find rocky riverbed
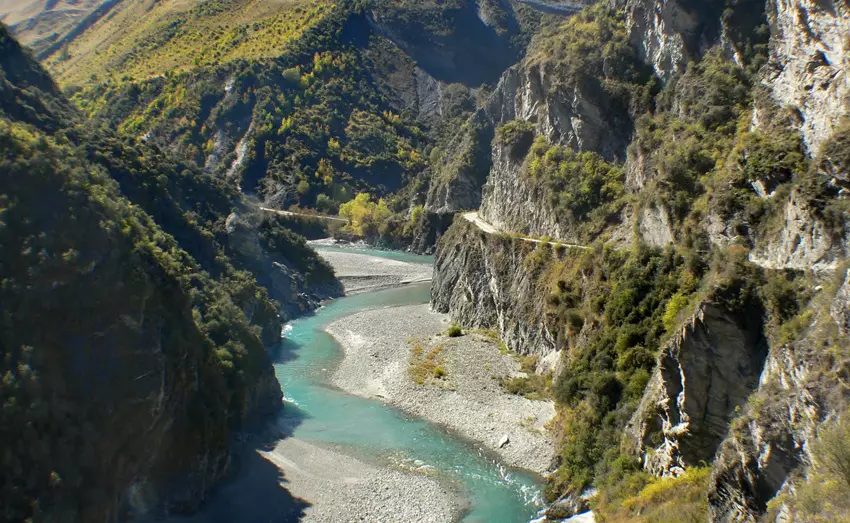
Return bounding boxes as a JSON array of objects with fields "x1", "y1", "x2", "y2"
[
  {"x1": 325, "y1": 303, "x2": 556, "y2": 475},
  {"x1": 311, "y1": 246, "x2": 433, "y2": 294}
]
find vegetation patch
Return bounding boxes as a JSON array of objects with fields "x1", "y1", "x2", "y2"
[
  {"x1": 594, "y1": 466, "x2": 711, "y2": 523},
  {"x1": 446, "y1": 323, "x2": 464, "y2": 338},
  {"x1": 409, "y1": 344, "x2": 448, "y2": 385},
  {"x1": 501, "y1": 355, "x2": 552, "y2": 400}
]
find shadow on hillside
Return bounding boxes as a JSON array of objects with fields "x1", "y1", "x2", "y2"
[{"x1": 157, "y1": 425, "x2": 311, "y2": 523}]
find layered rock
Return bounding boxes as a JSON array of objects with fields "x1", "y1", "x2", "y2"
[
  {"x1": 431, "y1": 217, "x2": 559, "y2": 359},
  {"x1": 625, "y1": 302, "x2": 769, "y2": 476},
  {"x1": 479, "y1": 126, "x2": 568, "y2": 238},
  {"x1": 481, "y1": 60, "x2": 634, "y2": 162},
  {"x1": 707, "y1": 273, "x2": 850, "y2": 520},
  {"x1": 748, "y1": 189, "x2": 850, "y2": 272}
]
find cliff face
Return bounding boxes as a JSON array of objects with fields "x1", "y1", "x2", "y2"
[
  {"x1": 625, "y1": 302, "x2": 769, "y2": 477},
  {"x1": 766, "y1": 0, "x2": 850, "y2": 153},
  {"x1": 479, "y1": 127, "x2": 569, "y2": 238},
  {"x1": 707, "y1": 273, "x2": 850, "y2": 521},
  {"x1": 481, "y1": 60, "x2": 634, "y2": 162},
  {"x1": 418, "y1": 5, "x2": 644, "y2": 248},
  {"x1": 748, "y1": 189, "x2": 850, "y2": 272},
  {"x1": 431, "y1": 218, "x2": 560, "y2": 361}
]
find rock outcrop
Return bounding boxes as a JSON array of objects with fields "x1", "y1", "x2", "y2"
[
  {"x1": 481, "y1": 60, "x2": 634, "y2": 162},
  {"x1": 479, "y1": 126, "x2": 568, "y2": 238},
  {"x1": 765, "y1": 0, "x2": 850, "y2": 153},
  {"x1": 748, "y1": 189, "x2": 850, "y2": 272},
  {"x1": 706, "y1": 272, "x2": 850, "y2": 520},
  {"x1": 626, "y1": 302, "x2": 769, "y2": 476},
  {"x1": 431, "y1": 217, "x2": 559, "y2": 359}
]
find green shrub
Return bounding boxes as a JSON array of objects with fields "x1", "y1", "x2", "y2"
[
  {"x1": 789, "y1": 413, "x2": 850, "y2": 522},
  {"x1": 446, "y1": 323, "x2": 464, "y2": 337}
]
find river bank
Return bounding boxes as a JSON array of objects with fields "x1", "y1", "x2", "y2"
[
  {"x1": 263, "y1": 438, "x2": 465, "y2": 523},
  {"x1": 325, "y1": 303, "x2": 557, "y2": 475},
  {"x1": 164, "y1": 248, "x2": 546, "y2": 523},
  {"x1": 311, "y1": 246, "x2": 433, "y2": 294}
]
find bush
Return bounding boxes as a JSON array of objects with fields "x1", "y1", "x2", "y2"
[
  {"x1": 789, "y1": 413, "x2": 850, "y2": 522},
  {"x1": 596, "y1": 466, "x2": 710, "y2": 523},
  {"x1": 446, "y1": 323, "x2": 463, "y2": 337},
  {"x1": 409, "y1": 344, "x2": 447, "y2": 384}
]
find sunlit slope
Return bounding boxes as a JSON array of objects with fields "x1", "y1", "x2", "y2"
[
  {"x1": 45, "y1": 0, "x2": 333, "y2": 87},
  {"x1": 0, "y1": 0, "x2": 104, "y2": 53}
]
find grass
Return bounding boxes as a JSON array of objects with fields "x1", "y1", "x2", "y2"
[
  {"x1": 409, "y1": 343, "x2": 448, "y2": 385},
  {"x1": 501, "y1": 354, "x2": 552, "y2": 400},
  {"x1": 46, "y1": 0, "x2": 333, "y2": 87},
  {"x1": 595, "y1": 466, "x2": 711, "y2": 523},
  {"x1": 446, "y1": 323, "x2": 463, "y2": 337}
]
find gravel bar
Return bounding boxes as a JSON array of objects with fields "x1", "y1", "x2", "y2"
[{"x1": 325, "y1": 304, "x2": 556, "y2": 475}]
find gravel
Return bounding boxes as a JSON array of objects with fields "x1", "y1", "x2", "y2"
[
  {"x1": 165, "y1": 436, "x2": 463, "y2": 523},
  {"x1": 264, "y1": 438, "x2": 465, "y2": 523},
  {"x1": 325, "y1": 304, "x2": 557, "y2": 474},
  {"x1": 313, "y1": 248, "x2": 432, "y2": 294}
]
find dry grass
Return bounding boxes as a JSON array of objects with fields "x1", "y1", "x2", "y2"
[
  {"x1": 46, "y1": 0, "x2": 333, "y2": 86},
  {"x1": 595, "y1": 467, "x2": 710, "y2": 523},
  {"x1": 409, "y1": 343, "x2": 447, "y2": 385}
]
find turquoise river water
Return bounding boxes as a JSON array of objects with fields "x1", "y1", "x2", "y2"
[{"x1": 274, "y1": 247, "x2": 545, "y2": 522}]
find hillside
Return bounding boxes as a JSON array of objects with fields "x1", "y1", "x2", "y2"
[
  {"x1": 42, "y1": 0, "x2": 333, "y2": 86},
  {"x1": 429, "y1": 0, "x2": 850, "y2": 521},
  {"x1": 0, "y1": 0, "x2": 103, "y2": 54},
  {"x1": 40, "y1": 0, "x2": 543, "y2": 249},
  {"x1": 0, "y1": 22, "x2": 340, "y2": 521}
]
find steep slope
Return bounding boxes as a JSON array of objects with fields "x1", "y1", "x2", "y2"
[
  {"x1": 43, "y1": 0, "x2": 333, "y2": 86},
  {"x1": 51, "y1": 0, "x2": 540, "y2": 250},
  {"x1": 0, "y1": 0, "x2": 104, "y2": 54},
  {"x1": 0, "y1": 24, "x2": 338, "y2": 521},
  {"x1": 429, "y1": 0, "x2": 850, "y2": 520}
]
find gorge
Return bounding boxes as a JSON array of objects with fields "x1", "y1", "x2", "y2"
[{"x1": 2, "y1": 0, "x2": 850, "y2": 521}]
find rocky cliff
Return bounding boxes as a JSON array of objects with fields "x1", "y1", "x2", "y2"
[
  {"x1": 766, "y1": 0, "x2": 850, "y2": 154},
  {"x1": 479, "y1": 123, "x2": 570, "y2": 238},
  {"x1": 707, "y1": 270, "x2": 850, "y2": 521},
  {"x1": 431, "y1": 217, "x2": 561, "y2": 365},
  {"x1": 625, "y1": 301, "x2": 769, "y2": 477},
  {"x1": 418, "y1": 4, "x2": 649, "y2": 247},
  {"x1": 429, "y1": 0, "x2": 850, "y2": 519}
]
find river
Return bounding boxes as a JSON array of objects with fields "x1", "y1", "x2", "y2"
[
  {"x1": 169, "y1": 248, "x2": 546, "y2": 522},
  {"x1": 279, "y1": 247, "x2": 545, "y2": 522}
]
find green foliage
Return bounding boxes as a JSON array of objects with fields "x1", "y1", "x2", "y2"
[
  {"x1": 0, "y1": 30, "x2": 337, "y2": 520},
  {"x1": 496, "y1": 120, "x2": 535, "y2": 159},
  {"x1": 46, "y1": 0, "x2": 334, "y2": 86},
  {"x1": 339, "y1": 193, "x2": 392, "y2": 238},
  {"x1": 662, "y1": 292, "x2": 691, "y2": 332},
  {"x1": 525, "y1": 137, "x2": 626, "y2": 240},
  {"x1": 541, "y1": 244, "x2": 704, "y2": 495},
  {"x1": 69, "y1": 3, "x2": 431, "y2": 216},
  {"x1": 0, "y1": 118, "x2": 279, "y2": 521},
  {"x1": 258, "y1": 214, "x2": 336, "y2": 284},
  {"x1": 528, "y1": 4, "x2": 657, "y2": 116},
  {"x1": 446, "y1": 323, "x2": 464, "y2": 337},
  {"x1": 502, "y1": 355, "x2": 551, "y2": 400}
]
